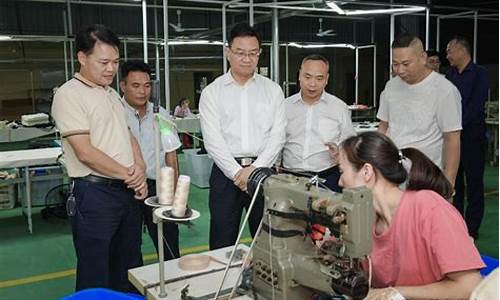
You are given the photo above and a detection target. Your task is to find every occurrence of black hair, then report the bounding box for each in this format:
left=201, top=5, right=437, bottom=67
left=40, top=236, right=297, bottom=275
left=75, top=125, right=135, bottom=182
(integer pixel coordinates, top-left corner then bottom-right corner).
left=425, top=49, right=440, bottom=58
left=301, top=54, right=330, bottom=69
left=228, top=23, right=261, bottom=48
left=179, top=97, right=189, bottom=105
left=449, top=35, right=472, bottom=55
left=120, top=60, right=152, bottom=80
left=392, top=33, right=420, bottom=49
left=340, top=132, right=453, bottom=199
left=75, top=24, right=120, bottom=55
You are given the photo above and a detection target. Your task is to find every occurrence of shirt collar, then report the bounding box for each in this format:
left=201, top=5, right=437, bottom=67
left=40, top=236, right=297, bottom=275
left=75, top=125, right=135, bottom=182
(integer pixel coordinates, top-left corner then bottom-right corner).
left=223, top=69, right=257, bottom=86
left=121, top=96, right=152, bottom=117
left=462, top=60, right=475, bottom=72
left=293, top=90, right=327, bottom=104
left=74, top=73, right=108, bottom=89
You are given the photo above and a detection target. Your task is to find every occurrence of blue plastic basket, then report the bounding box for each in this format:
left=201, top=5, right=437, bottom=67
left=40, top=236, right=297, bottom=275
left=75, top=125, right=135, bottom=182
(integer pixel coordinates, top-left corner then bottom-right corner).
left=61, top=288, right=144, bottom=300
left=480, top=255, right=499, bottom=276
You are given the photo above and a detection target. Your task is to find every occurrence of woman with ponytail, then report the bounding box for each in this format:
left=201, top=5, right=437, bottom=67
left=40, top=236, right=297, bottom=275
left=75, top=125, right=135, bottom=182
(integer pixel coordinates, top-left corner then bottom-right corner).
left=338, top=132, right=484, bottom=300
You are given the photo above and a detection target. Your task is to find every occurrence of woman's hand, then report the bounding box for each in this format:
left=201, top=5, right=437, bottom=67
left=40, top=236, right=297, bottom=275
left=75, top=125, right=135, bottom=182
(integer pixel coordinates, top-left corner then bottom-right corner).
left=364, top=287, right=405, bottom=300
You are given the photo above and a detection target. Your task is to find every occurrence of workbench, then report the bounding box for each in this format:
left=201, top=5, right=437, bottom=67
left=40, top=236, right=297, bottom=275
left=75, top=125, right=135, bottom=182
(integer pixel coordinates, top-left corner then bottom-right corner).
left=128, top=245, right=250, bottom=300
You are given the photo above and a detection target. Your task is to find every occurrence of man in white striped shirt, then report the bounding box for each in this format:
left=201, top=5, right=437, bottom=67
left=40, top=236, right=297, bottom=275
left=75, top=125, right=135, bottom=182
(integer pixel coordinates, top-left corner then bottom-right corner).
left=199, top=23, right=286, bottom=250
left=283, top=54, right=355, bottom=192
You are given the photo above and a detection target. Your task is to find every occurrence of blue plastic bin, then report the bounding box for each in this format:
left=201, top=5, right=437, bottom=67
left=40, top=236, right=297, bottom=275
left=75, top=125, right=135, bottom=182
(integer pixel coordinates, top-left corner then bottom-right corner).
left=480, top=255, right=499, bottom=276
left=61, top=288, right=144, bottom=300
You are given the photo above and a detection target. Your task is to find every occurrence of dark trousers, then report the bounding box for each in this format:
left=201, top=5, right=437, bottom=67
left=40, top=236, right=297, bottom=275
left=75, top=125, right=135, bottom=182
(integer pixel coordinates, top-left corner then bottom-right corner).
left=321, top=166, right=342, bottom=193
left=453, top=124, right=486, bottom=239
left=208, top=164, right=264, bottom=250
left=141, top=180, right=180, bottom=260
left=71, top=179, right=143, bottom=292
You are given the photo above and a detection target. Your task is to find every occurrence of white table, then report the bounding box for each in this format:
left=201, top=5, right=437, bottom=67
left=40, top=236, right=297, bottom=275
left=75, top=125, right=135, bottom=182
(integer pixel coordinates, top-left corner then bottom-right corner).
left=129, top=245, right=249, bottom=300
left=174, top=117, right=202, bottom=149
left=173, top=117, right=201, bottom=134
left=0, top=126, right=56, bottom=143
left=0, top=147, right=62, bottom=233
left=353, top=121, right=379, bottom=134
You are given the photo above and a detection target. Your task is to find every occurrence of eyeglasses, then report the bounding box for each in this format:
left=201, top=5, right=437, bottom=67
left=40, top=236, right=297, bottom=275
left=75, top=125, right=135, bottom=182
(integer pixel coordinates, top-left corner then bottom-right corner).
left=229, top=48, right=262, bottom=60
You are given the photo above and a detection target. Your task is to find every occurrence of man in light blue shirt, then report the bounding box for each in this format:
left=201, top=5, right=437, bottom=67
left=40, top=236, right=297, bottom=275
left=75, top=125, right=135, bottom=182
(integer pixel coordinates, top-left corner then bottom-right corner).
left=120, top=61, right=182, bottom=259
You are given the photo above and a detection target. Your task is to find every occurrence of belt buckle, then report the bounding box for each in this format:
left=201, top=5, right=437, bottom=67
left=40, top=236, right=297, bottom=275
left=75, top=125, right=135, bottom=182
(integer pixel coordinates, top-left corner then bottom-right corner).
left=240, top=157, right=253, bottom=167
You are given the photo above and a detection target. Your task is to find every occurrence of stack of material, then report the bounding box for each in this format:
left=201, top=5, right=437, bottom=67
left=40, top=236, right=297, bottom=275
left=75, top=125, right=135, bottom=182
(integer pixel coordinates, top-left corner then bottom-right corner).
left=21, top=113, right=50, bottom=126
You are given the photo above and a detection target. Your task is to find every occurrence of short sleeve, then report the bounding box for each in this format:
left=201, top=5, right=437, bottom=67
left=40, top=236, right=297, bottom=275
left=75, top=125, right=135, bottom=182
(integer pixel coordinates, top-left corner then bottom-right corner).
left=376, top=88, right=389, bottom=122
left=436, top=86, right=462, bottom=133
left=51, top=85, right=90, bottom=137
left=424, top=198, right=484, bottom=275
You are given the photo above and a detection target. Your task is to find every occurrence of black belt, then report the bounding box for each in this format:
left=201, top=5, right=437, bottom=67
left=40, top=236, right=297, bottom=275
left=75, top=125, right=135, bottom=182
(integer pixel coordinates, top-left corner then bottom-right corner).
left=235, top=157, right=257, bottom=167
left=283, top=165, right=338, bottom=179
left=76, top=174, right=127, bottom=188
left=316, top=165, right=339, bottom=178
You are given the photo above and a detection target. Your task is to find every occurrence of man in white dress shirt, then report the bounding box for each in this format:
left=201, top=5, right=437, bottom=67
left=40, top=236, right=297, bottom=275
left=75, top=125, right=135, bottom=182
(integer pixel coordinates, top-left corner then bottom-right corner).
left=283, top=54, right=355, bottom=192
left=199, top=23, right=286, bottom=250
left=120, top=60, right=182, bottom=260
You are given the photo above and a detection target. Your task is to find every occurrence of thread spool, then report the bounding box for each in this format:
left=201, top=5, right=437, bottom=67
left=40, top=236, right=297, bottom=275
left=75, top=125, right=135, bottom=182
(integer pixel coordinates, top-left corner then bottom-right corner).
left=172, top=175, right=190, bottom=217
left=159, top=167, right=174, bottom=205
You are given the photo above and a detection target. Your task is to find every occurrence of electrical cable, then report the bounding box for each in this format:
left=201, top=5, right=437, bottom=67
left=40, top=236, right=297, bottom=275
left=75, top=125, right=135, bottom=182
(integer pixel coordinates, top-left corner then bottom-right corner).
left=213, top=175, right=266, bottom=300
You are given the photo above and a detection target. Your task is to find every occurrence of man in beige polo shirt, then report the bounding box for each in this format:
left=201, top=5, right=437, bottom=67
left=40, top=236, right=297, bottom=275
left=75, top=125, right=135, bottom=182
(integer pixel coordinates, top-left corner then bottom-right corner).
left=51, top=24, right=147, bottom=292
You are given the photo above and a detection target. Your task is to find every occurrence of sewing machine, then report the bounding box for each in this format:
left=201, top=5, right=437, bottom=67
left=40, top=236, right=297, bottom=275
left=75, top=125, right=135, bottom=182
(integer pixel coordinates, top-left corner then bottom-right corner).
left=241, top=168, right=375, bottom=300
left=128, top=169, right=374, bottom=300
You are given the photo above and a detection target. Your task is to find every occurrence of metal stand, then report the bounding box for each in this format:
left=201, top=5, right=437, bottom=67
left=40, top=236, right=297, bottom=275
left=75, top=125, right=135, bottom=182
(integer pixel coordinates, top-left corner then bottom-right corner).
left=157, top=219, right=168, bottom=298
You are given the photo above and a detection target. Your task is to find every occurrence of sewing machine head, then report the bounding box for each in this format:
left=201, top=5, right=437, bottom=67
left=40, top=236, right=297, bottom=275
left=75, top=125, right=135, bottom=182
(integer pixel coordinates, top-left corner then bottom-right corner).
left=243, top=168, right=375, bottom=300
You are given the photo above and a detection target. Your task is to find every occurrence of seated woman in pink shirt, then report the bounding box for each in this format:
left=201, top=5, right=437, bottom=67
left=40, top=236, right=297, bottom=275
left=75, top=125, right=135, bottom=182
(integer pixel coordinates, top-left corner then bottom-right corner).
left=337, top=132, right=484, bottom=300
left=174, top=97, right=193, bottom=118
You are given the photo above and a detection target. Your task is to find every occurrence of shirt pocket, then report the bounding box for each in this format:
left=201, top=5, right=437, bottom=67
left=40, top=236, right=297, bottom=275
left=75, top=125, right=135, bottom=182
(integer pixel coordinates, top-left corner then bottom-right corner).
left=255, top=101, right=273, bottom=134
left=318, top=118, right=341, bottom=144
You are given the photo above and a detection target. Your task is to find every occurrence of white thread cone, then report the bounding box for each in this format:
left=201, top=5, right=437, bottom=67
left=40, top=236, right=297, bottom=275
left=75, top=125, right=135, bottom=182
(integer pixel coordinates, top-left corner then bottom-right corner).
left=172, top=175, right=190, bottom=217
left=159, top=167, right=174, bottom=205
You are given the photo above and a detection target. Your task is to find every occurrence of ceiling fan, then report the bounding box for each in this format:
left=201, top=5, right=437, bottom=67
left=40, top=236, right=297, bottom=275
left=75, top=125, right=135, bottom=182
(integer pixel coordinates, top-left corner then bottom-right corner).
left=169, top=10, right=208, bottom=33
left=316, top=18, right=336, bottom=37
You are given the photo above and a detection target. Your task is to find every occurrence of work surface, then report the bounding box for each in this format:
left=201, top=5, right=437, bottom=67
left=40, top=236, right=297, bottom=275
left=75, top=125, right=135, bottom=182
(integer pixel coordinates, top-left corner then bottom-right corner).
left=129, top=245, right=250, bottom=300
left=0, top=126, right=56, bottom=143
left=0, top=147, right=62, bottom=168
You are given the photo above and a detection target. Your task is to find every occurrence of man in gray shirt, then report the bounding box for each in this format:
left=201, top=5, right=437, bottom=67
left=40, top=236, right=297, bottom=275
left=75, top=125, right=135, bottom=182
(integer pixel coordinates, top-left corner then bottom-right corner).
left=121, top=60, right=182, bottom=259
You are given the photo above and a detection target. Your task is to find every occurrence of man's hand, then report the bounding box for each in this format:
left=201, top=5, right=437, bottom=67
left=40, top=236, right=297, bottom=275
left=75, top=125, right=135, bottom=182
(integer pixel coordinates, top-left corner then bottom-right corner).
left=133, top=182, right=148, bottom=200
left=124, top=163, right=146, bottom=189
left=233, top=165, right=256, bottom=192
left=326, top=143, right=339, bottom=166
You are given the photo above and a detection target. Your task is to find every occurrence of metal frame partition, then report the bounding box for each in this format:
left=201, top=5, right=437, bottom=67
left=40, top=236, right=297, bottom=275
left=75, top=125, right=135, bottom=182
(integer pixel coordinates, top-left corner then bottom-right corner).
left=435, top=10, right=499, bottom=63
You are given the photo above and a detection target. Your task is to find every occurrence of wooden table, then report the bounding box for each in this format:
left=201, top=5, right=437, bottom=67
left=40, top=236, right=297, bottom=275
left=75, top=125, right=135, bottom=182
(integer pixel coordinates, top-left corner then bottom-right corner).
left=128, top=245, right=249, bottom=300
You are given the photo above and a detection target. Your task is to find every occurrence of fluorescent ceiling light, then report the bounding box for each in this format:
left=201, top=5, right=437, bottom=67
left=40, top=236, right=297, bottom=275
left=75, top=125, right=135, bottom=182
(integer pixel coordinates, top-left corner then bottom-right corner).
left=288, top=42, right=356, bottom=49
left=345, top=7, right=425, bottom=16
left=325, top=1, right=345, bottom=15
left=0, top=35, right=12, bottom=41
left=166, top=40, right=224, bottom=46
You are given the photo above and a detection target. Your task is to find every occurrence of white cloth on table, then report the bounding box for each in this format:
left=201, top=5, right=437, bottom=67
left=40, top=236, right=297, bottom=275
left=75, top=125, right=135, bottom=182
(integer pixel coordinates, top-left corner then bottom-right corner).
left=0, top=147, right=62, bottom=168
